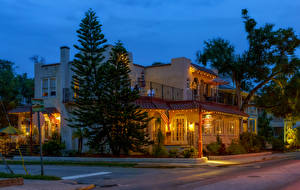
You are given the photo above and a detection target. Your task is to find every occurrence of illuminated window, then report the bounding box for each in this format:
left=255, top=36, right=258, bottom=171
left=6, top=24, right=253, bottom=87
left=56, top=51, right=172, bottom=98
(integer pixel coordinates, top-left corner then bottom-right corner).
left=42, top=79, right=48, bottom=97
left=228, top=121, right=235, bottom=135
left=214, top=120, right=223, bottom=135
left=74, top=81, right=79, bottom=98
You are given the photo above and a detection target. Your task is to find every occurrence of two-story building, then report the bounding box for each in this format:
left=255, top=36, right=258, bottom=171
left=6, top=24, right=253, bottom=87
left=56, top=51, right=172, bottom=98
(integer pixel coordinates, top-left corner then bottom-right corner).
left=9, top=46, right=249, bottom=156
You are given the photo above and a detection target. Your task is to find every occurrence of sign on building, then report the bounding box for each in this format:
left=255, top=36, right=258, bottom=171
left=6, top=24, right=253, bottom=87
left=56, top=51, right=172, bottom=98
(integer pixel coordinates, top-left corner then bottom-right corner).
left=32, top=99, right=44, bottom=112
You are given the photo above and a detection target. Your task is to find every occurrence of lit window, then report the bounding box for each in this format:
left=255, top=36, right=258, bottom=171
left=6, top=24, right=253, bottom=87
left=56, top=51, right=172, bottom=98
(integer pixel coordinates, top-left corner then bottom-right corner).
left=42, top=79, right=48, bottom=97
left=214, top=120, right=223, bottom=135
left=50, top=78, right=56, bottom=96
left=228, top=121, right=235, bottom=135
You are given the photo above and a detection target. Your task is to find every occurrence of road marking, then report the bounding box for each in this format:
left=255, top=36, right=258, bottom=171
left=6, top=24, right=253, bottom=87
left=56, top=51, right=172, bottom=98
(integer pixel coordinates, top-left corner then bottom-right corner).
left=62, top=172, right=111, bottom=180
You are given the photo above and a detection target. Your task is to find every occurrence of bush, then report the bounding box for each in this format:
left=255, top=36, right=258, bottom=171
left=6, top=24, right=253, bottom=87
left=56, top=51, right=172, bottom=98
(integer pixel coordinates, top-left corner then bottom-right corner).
left=168, top=148, right=180, bottom=158
left=182, top=147, right=198, bottom=158
left=206, top=142, right=221, bottom=156
left=43, top=140, right=65, bottom=156
left=226, top=140, right=246, bottom=155
left=239, top=132, right=265, bottom=153
left=152, top=144, right=168, bottom=157
left=206, top=135, right=226, bottom=156
left=271, top=138, right=284, bottom=151
left=152, top=129, right=168, bottom=157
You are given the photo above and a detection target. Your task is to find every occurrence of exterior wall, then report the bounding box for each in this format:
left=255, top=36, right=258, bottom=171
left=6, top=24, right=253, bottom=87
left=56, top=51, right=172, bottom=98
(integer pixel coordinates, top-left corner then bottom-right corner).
left=202, top=114, right=240, bottom=147
left=147, top=109, right=241, bottom=154
left=144, top=57, right=190, bottom=91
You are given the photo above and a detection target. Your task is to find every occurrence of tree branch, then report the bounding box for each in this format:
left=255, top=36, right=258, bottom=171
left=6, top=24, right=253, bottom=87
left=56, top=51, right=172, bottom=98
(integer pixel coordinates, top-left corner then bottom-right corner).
left=241, top=71, right=280, bottom=111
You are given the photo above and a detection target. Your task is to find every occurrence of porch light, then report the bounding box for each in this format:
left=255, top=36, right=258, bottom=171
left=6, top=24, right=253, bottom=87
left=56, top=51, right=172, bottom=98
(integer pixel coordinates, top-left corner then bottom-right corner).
left=189, top=123, right=194, bottom=131
left=55, top=116, right=61, bottom=121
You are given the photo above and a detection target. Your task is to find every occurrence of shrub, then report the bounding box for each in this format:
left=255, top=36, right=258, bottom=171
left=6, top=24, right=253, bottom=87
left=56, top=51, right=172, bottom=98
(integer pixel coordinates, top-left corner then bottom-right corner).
left=152, top=129, right=168, bottom=157
left=271, top=137, right=284, bottom=151
left=206, top=135, right=226, bottom=156
left=206, top=142, right=221, bottom=156
left=168, top=148, right=180, bottom=158
left=226, top=140, right=246, bottom=155
left=239, top=132, right=265, bottom=153
left=182, top=147, right=198, bottom=158
left=43, top=140, right=65, bottom=156
left=152, top=144, right=168, bottom=157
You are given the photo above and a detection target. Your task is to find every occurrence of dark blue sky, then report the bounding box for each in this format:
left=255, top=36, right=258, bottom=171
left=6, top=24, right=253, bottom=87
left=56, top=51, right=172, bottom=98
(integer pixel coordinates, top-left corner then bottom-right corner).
left=1, top=0, right=300, bottom=77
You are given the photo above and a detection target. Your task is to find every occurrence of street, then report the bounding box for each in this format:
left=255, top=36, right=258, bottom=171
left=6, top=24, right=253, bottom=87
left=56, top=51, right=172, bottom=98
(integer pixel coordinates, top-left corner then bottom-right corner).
left=0, top=152, right=300, bottom=190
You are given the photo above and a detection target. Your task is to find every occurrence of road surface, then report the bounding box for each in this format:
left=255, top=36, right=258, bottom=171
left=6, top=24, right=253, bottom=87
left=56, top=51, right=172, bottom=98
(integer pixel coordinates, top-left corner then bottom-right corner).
left=1, top=152, right=300, bottom=190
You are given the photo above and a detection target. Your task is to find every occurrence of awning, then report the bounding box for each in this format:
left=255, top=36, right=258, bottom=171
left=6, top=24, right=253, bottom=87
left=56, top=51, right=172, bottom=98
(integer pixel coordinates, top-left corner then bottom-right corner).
left=9, top=106, right=59, bottom=114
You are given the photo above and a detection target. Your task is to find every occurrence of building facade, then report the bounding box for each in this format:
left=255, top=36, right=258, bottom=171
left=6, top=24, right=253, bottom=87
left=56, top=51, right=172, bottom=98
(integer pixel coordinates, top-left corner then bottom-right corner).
left=10, top=46, right=249, bottom=156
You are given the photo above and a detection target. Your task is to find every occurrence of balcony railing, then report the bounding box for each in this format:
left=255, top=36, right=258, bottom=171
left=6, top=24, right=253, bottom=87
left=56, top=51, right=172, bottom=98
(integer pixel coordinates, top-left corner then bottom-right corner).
left=63, top=81, right=239, bottom=106
left=138, top=81, right=184, bottom=101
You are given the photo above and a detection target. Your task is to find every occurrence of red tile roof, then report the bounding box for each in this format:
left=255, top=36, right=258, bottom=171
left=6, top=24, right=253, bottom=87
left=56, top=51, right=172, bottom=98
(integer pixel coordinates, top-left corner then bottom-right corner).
left=9, top=106, right=59, bottom=114
left=136, top=97, right=248, bottom=117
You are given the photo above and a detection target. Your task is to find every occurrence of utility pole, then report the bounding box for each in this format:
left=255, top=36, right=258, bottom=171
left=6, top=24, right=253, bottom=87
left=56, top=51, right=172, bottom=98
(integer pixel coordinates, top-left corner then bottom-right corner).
left=37, top=111, right=44, bottom=176
left=32, top=99, right=44, bottom=176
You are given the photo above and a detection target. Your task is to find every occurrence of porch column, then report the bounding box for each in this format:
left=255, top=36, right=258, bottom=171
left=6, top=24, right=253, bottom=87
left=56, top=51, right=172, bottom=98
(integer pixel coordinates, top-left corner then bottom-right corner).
left=198, top=109, right=203, bottom=158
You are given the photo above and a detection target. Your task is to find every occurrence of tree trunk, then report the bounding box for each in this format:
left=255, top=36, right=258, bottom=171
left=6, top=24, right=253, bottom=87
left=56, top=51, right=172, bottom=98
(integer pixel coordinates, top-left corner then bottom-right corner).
left=235, top=81, right=242, bottom=110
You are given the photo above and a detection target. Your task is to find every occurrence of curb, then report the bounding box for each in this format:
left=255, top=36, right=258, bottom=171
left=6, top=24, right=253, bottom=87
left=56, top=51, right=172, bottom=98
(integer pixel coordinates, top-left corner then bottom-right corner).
left=77, top=184, right=96, bottom=190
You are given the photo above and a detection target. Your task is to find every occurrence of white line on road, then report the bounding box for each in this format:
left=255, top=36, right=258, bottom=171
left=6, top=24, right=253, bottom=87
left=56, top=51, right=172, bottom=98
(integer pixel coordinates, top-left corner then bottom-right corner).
left=62, top=172, right=112, bottom=180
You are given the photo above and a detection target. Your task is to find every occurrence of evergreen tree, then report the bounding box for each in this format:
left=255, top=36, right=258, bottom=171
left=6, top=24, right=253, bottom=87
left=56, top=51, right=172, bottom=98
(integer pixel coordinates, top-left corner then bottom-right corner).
left=103, top=42, right=152, bottom=155
left=69, top=9, right=108, bottom=151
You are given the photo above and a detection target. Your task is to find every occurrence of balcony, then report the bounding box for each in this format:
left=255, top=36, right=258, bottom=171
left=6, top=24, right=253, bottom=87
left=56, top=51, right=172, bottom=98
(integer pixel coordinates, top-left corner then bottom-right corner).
left=138, top=81, right=184, bottom=101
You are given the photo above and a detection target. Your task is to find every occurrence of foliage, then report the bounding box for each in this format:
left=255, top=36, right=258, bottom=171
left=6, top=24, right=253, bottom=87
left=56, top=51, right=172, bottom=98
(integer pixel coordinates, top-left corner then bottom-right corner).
left=182, top=147, right=198, bottom=158
left=0, top=60, right=34, bottom=129
left=197, top=9, right=300, bottom=111
left=257, top=111, right=273, bottom=142
left=42, top=140, right=65, bottom=156
left=239, top=132, right=265, bottom=153
left=100, top=42, right=152, bottom=155
left=206, top=136, right=226, bottom=156
left=168, top=148, right=180, bottom=158
left=72, top=128, right=87, bottom=154
left=70, top=10, right=151, bottom=155
left=68, top=9, right=108, bottom=151
left=42, top=135, right=65, bottom=156
left=226, top=140, right=246, bottom=155
left=152, top=129, right=167, bottom=157
left=271, top=137, right=285, bottom=151
left=256, top=72, right=300, bottom=120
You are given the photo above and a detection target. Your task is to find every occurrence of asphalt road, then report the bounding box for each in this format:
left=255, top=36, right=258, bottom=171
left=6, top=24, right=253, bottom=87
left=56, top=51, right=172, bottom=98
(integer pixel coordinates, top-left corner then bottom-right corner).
left=1, top=152, right=300, bottom=190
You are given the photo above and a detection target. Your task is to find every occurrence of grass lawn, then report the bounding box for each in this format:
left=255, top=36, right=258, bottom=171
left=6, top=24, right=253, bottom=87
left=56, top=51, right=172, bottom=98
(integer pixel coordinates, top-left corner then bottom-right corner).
left=0, top=172, right=61, bottom=180
left=1, top=160, right=136, bottom=167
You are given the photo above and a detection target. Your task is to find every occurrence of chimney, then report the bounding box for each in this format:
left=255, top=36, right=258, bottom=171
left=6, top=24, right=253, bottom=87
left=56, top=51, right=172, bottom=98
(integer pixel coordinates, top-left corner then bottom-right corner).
left=60, top=46, right=70, bottom=99
left=60, top=46, right=70, bottom=64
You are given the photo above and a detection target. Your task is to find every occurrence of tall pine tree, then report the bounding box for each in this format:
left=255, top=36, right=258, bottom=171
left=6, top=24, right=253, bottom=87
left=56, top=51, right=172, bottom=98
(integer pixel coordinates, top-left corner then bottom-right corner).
left=103, top=42, right=152, bottom=155
left=69, top=9, right=108, bottom=151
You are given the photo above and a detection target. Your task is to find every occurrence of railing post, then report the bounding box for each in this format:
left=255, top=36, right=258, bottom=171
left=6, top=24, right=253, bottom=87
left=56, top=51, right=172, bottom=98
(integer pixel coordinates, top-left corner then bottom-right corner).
left=150, top=82, right=153, bottom=97
left=162, top=84, right=164, bottom=100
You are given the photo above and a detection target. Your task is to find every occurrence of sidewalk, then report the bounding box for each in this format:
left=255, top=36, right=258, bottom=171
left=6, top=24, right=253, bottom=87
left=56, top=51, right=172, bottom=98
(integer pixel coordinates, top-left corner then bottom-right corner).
left=136, top=152, right=293, bottom=168
left=2, top=179, right=95, bottom=190
left=12, top=152, right=294, bottom=168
